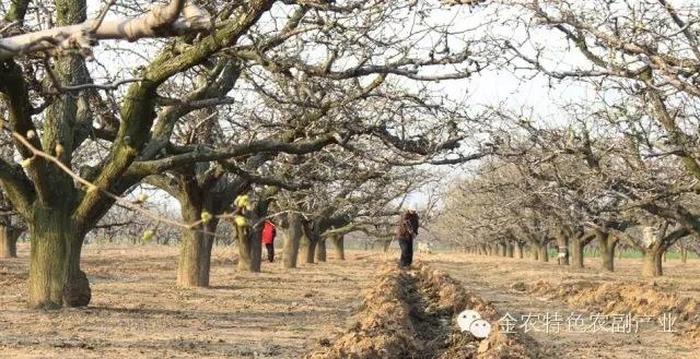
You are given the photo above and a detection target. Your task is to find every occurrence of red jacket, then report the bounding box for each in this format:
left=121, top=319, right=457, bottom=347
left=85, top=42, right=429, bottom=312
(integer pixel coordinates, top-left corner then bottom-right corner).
left=261, top=221, right=276, bottom=245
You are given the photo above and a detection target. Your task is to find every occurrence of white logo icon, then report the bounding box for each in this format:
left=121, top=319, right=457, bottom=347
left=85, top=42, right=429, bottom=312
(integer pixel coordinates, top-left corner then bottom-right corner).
left=456, top=309, right=492, bottom=338
left=457, top=309, right=481, bottom=332
left=469, top=319, right=492, bottom=338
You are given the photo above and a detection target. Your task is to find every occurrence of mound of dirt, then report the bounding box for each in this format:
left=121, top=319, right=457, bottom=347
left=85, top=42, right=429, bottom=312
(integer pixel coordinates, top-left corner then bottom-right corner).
left=516, top=279, right=699, bottom=345
left=419, top=266, right=534, bottom=359
left=570, top=282, right=698, bottom=321
left=520, top=280, right=698, bottom=321
left=306, top=263, right=537, bottom=359
left=418, top=266, right=497, bottom=319
left=304, top=267, right=420, bottom=359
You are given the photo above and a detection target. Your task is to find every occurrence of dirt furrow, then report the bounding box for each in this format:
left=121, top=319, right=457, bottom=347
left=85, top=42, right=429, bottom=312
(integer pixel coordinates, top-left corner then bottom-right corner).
left=306, top=263, right=537, bottom=359
left=430, top=256, right=700, bottom=359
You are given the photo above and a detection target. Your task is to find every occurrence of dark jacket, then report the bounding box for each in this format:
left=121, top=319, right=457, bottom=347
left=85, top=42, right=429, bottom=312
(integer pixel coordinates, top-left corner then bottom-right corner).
left=396, top=211, right=419, bottom=240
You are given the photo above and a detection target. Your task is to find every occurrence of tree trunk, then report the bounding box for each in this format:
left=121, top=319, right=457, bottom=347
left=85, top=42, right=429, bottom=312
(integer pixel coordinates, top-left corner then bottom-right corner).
left=537, top=243, right=549, bottom=263
left=236, top=223, right=252, bottom=271
left=499, top=243, right=507, bottom=257
left=506, top=242, right=514, bottom=257
left=283, top=213, right=302, bottom=269
left=176, top=199, right=218, bottom=286
left=555, top=232, right=569, bottom=265
left=681, top=246, right=688, bottom=264
left=300, top=220, right=318, bottom=264
left=331, top=235, right=345, bottom=260
left=0, top=225, right=20, bottom=258
left=531, top=244, right=539, bottom=261
left=570, top=237, right=585, bottom=269
left=316, top=238, right=326, bottom=262
left=247, top=193, right=273, bottom=273
left=177, top=223, right=215, bottom=287
left=248, top=224, right=262, bottom=273
left=515, top=242, right=524, bottom=259
left=304, top=239, right=317, bottom=263
left=642, top=247, right=664, bottom=277
left=28, top=207, right=90, bottom=309
left=300, top=237, right=316, bottom=264
left=601, top=247, right=615, bottom=271
left=597, top=232, right=617, bottom=272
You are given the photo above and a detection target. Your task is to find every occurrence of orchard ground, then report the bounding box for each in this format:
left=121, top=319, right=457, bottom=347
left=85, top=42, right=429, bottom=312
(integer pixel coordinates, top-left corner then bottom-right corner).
left=0, top=243, right=697, bottom=358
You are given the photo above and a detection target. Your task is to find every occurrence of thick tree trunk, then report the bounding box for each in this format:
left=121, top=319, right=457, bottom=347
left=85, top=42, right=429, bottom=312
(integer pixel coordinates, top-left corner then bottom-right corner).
left=316, top=238, right=326, bottom=262
left=499, top=243, right=507, bottom=257
left=305, top=240, right=317, bottom=263
left=506, top=242, right=514, bottom=257
left=642, top=247, right=664, bottom=277
left=247, top=193, right=273, bottom=273
left=600, top=245, right=615, bottom=272
left=177, top=224, right=215, bottom=287
left=248, top=224, right=262, bottom=273
left=597, top=233, right=617, bottom=272
left=300, top=236, right=317, bottom=264
left=63, top=239, right=90, bottom=308
left=570, top=237, right=585, bottom=269
left=283, top=213, right=302, bottom=269
left=177, top=202, right=217, bottom=286
left=0, top=225, right=20, bottom=258
left=331, top=235, right=345, bottom=260
left=236, top=224, right=252, bottom=271
left=28, top=207, right=90, bottom=309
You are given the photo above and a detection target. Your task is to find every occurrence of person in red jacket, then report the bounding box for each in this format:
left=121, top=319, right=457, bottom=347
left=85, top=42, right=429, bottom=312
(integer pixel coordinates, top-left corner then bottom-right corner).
left=261, top=220, right=277, bottom=262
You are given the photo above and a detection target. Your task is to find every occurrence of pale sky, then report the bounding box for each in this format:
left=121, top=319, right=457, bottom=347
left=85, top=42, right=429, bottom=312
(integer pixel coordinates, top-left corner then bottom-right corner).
left=6, top=0, right=639, bottom=221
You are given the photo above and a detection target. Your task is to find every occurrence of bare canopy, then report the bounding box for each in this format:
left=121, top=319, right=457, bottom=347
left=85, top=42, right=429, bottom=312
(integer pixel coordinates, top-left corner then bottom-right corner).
left=0, top=0, right=211, bottom=60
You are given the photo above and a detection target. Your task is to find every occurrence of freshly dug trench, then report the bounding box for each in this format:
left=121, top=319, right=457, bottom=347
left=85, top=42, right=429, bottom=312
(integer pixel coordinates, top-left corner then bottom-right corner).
left=417, top=265, right=535, bottom=359
left=306, top=263, right=537, bottom=359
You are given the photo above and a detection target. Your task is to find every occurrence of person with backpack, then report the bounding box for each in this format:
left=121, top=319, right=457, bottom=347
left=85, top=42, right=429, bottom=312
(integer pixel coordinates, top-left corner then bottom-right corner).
left=261, top=219, right=277, bottom=262
left=396, top=208, right=419, bottom=268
